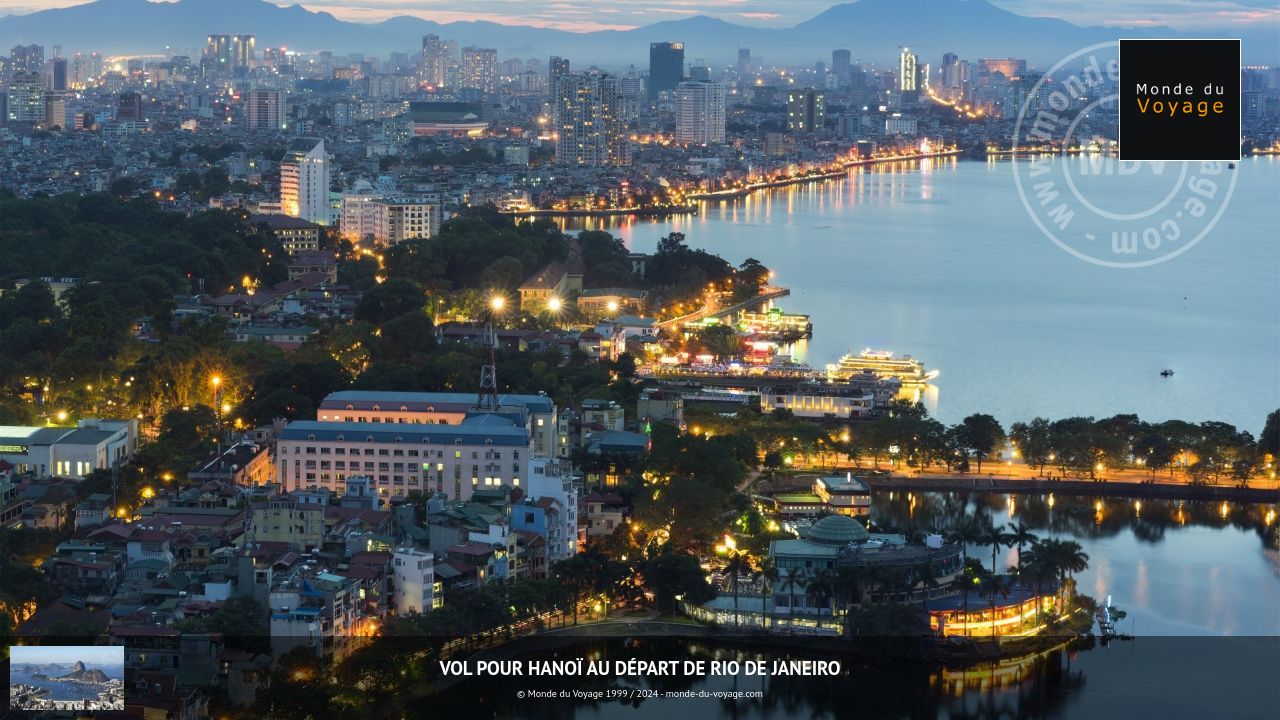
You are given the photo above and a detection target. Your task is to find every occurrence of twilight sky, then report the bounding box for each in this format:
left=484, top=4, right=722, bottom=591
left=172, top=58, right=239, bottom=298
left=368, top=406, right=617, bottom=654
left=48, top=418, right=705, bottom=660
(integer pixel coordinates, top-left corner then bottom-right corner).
left=0, top=0, right=1276, bottom=32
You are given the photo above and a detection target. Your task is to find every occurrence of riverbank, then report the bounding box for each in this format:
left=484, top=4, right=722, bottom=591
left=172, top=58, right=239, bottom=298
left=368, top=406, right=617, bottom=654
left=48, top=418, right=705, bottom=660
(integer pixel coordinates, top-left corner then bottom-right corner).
left=688, top=149, right=963, bottom=201
left=501, top=204, right=697, bottom=219
left=866, top=473, right=1279, bottom=503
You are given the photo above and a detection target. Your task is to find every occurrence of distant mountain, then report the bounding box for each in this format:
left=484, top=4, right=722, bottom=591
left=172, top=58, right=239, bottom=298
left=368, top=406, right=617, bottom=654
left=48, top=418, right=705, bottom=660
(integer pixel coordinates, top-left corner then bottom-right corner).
left=56, top=661, right=111, bottom=683
left=0, top=0, right=1273, bottom=65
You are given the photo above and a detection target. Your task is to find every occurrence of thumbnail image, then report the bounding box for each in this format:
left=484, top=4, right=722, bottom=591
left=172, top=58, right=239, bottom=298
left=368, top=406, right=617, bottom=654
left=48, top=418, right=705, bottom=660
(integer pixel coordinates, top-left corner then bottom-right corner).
left=8, top=645, right=125, bottom=711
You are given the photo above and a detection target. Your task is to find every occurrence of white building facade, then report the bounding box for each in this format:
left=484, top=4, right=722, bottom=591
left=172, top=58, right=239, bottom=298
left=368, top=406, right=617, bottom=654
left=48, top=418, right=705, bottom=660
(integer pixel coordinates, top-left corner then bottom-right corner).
left=280, top=138, right=330, bottom=225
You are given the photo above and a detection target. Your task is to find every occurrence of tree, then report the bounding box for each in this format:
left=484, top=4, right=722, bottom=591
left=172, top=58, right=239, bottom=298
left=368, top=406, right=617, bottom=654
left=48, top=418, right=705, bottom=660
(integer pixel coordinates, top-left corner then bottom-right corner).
left=1260, top=409, right=1280, bottom=458
left=354, top=278, right=425, bottom=324
left=755, top=559, right=778, bottom=629
left=1039, top=538, right=1089, bottom=611
left=733, top=257, right=769, bottom=301
left=479, top=256, right=526, bottom=290
left=695, top=324, right=740, bottom=359
left=978, top=521, right=1013, bottom=575
left=778, top=567, right=806, bottom=627
left=640, top=551, right=714, bottom=615
left=957, top=414, right=1005, bottom=473
left=1009, top=417, right=1053, bottom=474
left=805, top=569, right=836, bottom=615
left=724, top=551, right=750, bottom=628
left=1135, top=432, right=1175, bottom=481
left=946, top=517, right=983, bottom=559
left=913, top=560, right=942, bottom=614
left=1007, top=521, right=1038, bottom=574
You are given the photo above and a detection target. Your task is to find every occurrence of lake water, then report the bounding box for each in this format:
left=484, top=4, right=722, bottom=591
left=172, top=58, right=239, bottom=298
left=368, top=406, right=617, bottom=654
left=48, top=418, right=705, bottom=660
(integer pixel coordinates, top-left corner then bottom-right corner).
left=867, top=491, right=1280, bottom=637
left=563, top=157, right=1280, bottom=433
left=431, top=492, right=1280, bottom=719
left=9, top=666, right=122, bottom=702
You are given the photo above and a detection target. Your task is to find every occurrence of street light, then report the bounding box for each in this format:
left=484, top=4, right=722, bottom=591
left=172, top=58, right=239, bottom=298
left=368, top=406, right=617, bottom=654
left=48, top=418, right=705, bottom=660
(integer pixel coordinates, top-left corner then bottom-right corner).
left=547, top=296, right=562, bottom=312
left=490, top=295, right=506, bottom=312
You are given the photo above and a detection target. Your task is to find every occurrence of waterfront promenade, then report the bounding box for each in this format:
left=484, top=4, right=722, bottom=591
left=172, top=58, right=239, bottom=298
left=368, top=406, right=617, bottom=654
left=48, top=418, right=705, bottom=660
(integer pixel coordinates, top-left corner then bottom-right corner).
left=778, top=459, right=1279, bottom=502
left=864, top=471, right=1278, bottom=504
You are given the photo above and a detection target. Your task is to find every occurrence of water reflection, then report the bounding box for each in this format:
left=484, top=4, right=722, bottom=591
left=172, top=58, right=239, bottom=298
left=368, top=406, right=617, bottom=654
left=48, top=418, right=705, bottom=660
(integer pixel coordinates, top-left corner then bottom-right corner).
left=868, top=492, right=1280, bottom=636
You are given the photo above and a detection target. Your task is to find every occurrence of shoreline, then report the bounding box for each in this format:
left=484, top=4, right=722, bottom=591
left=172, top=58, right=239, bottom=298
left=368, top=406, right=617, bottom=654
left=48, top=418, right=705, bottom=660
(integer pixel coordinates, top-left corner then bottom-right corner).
left=688, top=149, right=963, bottom=201
left=866, top=473, right=1279, bottom=503
left=501, top=205, right=698, bottom=219
left=505, top=149, right=965, bottom=219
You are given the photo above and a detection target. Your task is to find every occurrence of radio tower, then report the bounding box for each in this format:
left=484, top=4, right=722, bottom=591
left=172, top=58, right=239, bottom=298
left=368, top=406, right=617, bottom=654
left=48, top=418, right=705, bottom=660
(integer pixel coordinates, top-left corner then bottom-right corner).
left=474, top=296, right=504, bottom=411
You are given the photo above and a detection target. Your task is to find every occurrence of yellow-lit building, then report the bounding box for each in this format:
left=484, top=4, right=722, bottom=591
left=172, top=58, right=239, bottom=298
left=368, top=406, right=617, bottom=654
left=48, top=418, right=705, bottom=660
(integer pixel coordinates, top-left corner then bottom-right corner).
left=927, top=584, right=1059, bottom=638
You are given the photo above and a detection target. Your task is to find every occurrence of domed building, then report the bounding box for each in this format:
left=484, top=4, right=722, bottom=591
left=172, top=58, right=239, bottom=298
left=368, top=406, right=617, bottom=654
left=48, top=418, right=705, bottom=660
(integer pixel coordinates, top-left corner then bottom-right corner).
left=804, top=514, right=870, bottom=545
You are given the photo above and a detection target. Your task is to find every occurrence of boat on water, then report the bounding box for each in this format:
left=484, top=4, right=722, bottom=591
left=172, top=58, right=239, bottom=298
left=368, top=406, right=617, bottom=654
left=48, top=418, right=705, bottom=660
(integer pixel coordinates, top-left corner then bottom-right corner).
left=826, top=349, right=937, bottom=385
left=1160, top=369, right=1174, bottom=377
left=1096, top=594, right=1120, bottom=638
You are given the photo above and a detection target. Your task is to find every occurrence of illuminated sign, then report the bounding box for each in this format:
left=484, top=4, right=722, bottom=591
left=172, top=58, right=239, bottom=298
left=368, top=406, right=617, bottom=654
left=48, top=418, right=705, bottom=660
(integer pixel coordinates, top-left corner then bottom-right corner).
left=0, top=444, right=29, bottom=454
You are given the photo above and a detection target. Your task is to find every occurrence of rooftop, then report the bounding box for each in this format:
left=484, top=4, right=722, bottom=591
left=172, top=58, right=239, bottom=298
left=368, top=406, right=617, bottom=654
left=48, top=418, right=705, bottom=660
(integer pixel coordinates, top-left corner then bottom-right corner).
left=279, top=420, right=529, bottom=447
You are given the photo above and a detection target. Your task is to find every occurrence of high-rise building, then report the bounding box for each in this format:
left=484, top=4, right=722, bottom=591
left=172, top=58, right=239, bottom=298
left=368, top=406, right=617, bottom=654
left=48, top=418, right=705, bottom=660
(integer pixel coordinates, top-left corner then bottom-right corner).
left=554, top=71, right=631, bottom=167
left=832, top=50, right=851, bottom=84
left=9, top=44, right=44, bottom=74
left=205, top=35, right=231, bottom=66
left=116, top=91, right=143, bottom=122
left=45, top=57, right=67, bottom=92
left=648, top=41, right=684, bottom=100
left=42, top=92, right=66, bottom=129
left=245, top=89, right=284, bottom=130
left=421, top=34, right=446, bottom=88
left=548, top=56, right=569, bottom=96
left=460, top=47, right=497, bottom=93
left=786, top=88, right=825, bottom=133
left=231, top=34, right=255, bottom=68
left=737, top=48, right=751, bottom=76
left=280, top=138, right=331, bottom=226
left=6, top=72, right=45, bottom=124
left=899, top=47, right=918, bottom=92
left=675, top=81, right=725, bottom=146
left=205, top=34, right=254, bottom=69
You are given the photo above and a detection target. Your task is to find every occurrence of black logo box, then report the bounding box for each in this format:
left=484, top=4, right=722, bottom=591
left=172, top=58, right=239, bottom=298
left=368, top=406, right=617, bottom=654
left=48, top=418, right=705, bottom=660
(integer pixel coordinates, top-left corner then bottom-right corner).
left=1119, top=39, right=1241, bottom=161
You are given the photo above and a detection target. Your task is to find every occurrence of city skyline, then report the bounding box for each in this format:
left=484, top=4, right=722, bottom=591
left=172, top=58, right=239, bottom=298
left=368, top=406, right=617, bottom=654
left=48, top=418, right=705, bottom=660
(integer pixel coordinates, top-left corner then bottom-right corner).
left=1, top=0, right=1276, bottom=32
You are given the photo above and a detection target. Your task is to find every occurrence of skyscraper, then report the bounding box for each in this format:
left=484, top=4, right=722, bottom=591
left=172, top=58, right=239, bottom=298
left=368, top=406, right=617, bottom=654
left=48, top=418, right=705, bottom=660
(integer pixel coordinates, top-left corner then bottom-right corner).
left=548, top=56, right=569, bottom=97
left=205, top=34, right=254, bottom=69
left=554, top=71, right=630, bottom=166
left=9, top=44, right=44, bottom=74
left=6, top=72, right=44, bottom=124
left=45, top=57, right=67, bottom=92
left=675, top=81, right=725, bottom=146
left=245, top=89, right=284, bottom=130
left=421, top=35, right=446, bottom=88
left=648, top=42, right=684, bottom=100
left=461, top=47, right=498, bottom=93
left=280, top=138, right=331, bottom=225
left=737, top=48, right=751, bottom=76
left=231, top=35, right=255, bottom=68
left=899, top=47, right=918, bottom=92
left=786, top=89, right=825, bottom=133
left=42, top=92, right=66, bottom=129
left=205, top=35, right=231, bottom=67
left=832, top=50, right=851, bottom=84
